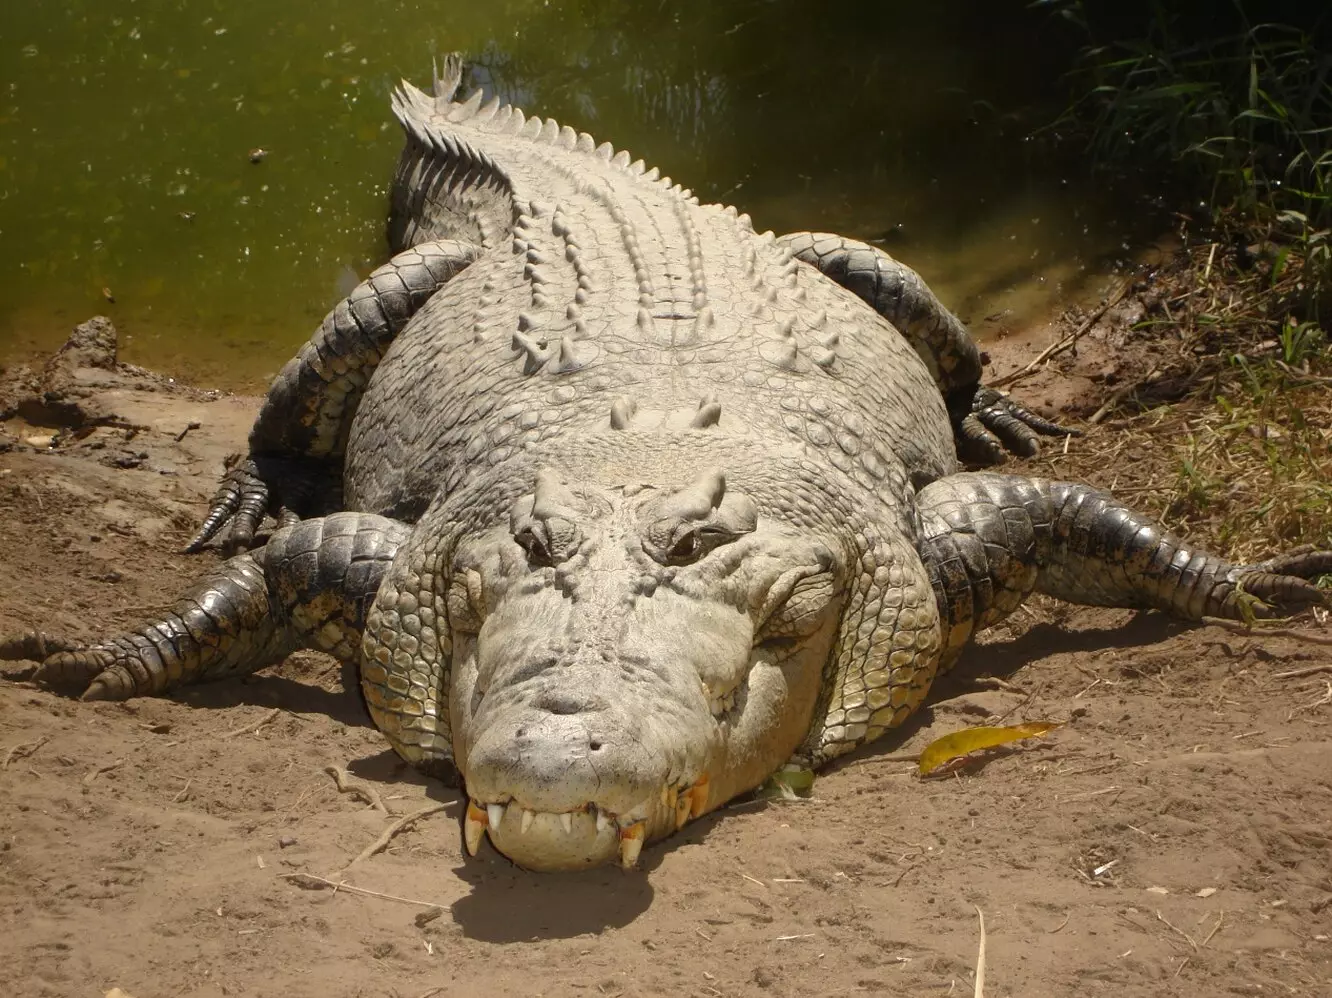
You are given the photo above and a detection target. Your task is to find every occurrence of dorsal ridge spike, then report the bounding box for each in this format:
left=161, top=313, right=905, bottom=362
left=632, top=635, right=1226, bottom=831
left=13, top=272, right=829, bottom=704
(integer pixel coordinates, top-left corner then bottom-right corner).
left=611, top=149, right=631, bottom=168
left=447, top=88, right=485, bottom=122
left=609, top=397, right=637, bottom=430
left=689, top=401, right=723, bottom=430
left=595, top=141, right=615, bottom=161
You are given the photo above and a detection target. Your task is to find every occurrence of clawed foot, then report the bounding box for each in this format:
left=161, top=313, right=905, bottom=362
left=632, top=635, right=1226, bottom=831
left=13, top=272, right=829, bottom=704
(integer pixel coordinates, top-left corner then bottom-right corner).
left=0, top=631, right=140, bottom=700
left=1230, top=545, right=1332, bottom=618
left=184, top=458, right=272, bottom=553
left=950, top=385, right=1080, bottom=465
left=184, top=455, right=330, bottom=554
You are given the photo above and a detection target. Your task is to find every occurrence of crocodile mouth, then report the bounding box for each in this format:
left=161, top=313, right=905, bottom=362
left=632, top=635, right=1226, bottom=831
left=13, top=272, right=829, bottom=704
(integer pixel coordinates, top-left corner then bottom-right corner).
left=464, top=774, right=711, bottom=870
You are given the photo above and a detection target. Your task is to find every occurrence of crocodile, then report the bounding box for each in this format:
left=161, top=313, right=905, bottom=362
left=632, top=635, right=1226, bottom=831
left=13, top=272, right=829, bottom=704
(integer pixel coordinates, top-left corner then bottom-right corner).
left=14, top=59, right=1330, bottom=871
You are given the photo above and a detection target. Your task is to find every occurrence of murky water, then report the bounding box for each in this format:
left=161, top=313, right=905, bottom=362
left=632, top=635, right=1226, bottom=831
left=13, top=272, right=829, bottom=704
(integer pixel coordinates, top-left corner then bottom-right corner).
left=0, top=1, right=1147, bottom=390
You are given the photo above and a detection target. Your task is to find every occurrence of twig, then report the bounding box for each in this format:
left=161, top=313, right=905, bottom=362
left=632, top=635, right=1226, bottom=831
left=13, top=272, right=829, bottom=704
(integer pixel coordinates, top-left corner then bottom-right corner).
left=83, top=758, right=124, bottom=785
left=1201, top=618, right=1332, bottom=649
left=222, top=707, right=282, bottom=739
left=1273, top=663, right=1332, bottom=679
left=973, top=906, right=987, bottom=998
left=280, top=872, right=447, bottom=909
left=1155, top=910, right=1198, bottom=951
left=341, top=803, right=450, bottom=871
left=323, top=765, right=388, bottom=813
left=1047, top=912, right=1071, bottom=934
left=174, top=421, right=201, bottom=442
left=2, top=734, right=50, bottom=770
left=1200, top=912, right=1225, bottom=948
left=1089, top=364, right=1163, bottom=425
left=992, top=279, right=1132, bottom=388
left=171, top=779, right=192, bottom=803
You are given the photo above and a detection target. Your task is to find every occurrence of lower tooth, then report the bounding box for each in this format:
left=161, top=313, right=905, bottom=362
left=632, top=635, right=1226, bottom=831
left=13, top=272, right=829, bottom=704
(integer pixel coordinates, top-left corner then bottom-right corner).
left=520, top=809, right=535, bottom=834
left=487, top=803, right=505, bottom=829
left=619, top=822, right=645, bottom=868
left=596, top=809, right=610, bottom=833
left=559, top=812, right=574, bottom=834
left=463, top=801, right=487, bottom=857
left=675, top=793, right=691, bottom=830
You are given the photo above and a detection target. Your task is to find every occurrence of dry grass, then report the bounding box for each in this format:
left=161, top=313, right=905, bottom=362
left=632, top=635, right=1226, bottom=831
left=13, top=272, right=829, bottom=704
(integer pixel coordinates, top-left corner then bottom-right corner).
left=1037, top=229, right=1332, bottom=563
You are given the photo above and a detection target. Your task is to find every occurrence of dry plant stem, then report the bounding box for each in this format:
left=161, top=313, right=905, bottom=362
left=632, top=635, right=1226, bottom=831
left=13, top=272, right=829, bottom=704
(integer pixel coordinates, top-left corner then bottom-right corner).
left=2, top=734, right=50, bottom=770
left=1200, top=617, right=1332, bottom=648
left=83, top=758, right=124, bottom=785
left=973, top=906, right=988, bottom=998
left=341, top=803, right=450, bottom=872
left=1089, top=365, right=1163, bottom=425
left=992, top=279, right=1132, bottom=388
left=280, top=872, right=447, bottom=908
left=223, top=707, right=281, bottom=739
left=323, top=765, right=388, bottom=813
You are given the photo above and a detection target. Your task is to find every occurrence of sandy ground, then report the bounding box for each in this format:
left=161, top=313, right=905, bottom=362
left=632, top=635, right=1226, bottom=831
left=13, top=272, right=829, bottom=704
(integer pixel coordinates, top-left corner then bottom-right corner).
left=1, top=309, right=1330, bottom=998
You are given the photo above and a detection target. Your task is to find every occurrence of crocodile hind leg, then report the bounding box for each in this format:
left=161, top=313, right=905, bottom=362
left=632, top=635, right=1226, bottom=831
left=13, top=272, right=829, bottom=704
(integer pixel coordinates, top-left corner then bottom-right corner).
left=187, top=239, right=481, bottom=552
left=15, top=513, right=407, bottom=700
left=776, top=232, right=1076, bottom=463
left=916, top=472, right=1332, bottom=669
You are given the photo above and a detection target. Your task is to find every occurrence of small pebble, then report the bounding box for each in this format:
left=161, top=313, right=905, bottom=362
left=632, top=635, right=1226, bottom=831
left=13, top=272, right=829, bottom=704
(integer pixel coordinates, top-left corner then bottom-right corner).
left=278, top=835, right=297, bottom=849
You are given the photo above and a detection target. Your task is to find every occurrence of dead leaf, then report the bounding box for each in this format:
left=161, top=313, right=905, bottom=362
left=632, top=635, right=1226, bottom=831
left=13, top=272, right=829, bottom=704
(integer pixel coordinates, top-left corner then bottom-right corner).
left=918, top=722, right=1061, bottom=776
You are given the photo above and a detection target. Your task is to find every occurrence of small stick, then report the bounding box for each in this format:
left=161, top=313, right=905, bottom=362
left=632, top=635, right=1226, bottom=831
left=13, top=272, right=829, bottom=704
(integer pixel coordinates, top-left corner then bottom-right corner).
left=1155, top=910, right=1197, bottom=951
left=1273, top=663, right=1332, bottom=679
left=280, top=872, right=447, bottom=909
left=223, top=707, right=282, bottom=739
left=174, top=421, right=202, bottom=442
left=1089, top=364, right=1163, bottom=425
left=1047, top=912, right=1070, bottom=934
left=83, top=758, right=124, bottom=785
left=341, top=803, right=450, bottom=871
left=323, top=765, right=388, bottom=813
left=1200, top=912, right=1225, bottom=948
left=992, top=279, right=1132, bottom=388
left=1201, top=618, right=1332, bottom=649
left=171, top=779, right=192, bottom=803
left=973, top=906, right=987, bottom=998
left=2, top=734, right=50, bottom=770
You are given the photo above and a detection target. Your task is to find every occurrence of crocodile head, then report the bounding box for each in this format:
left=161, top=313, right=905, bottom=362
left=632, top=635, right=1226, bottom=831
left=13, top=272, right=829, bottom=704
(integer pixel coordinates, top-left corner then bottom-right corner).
left=363, top=461, right=847, bottom=870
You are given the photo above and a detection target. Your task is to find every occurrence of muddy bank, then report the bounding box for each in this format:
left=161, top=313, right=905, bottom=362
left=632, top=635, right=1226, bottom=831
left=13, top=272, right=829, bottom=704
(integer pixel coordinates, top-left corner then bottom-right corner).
left=1, top=312, right=1329, bottom=998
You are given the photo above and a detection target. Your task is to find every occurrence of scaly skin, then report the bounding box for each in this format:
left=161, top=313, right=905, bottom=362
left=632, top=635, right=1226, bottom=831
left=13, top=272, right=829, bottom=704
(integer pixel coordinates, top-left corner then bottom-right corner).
left=9, top=59, right=1328, bottom=872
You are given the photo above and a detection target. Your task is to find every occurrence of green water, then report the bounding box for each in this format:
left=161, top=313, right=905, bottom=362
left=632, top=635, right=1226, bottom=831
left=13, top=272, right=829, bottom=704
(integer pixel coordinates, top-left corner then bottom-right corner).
left=0, top=0, right=1144, bottom=390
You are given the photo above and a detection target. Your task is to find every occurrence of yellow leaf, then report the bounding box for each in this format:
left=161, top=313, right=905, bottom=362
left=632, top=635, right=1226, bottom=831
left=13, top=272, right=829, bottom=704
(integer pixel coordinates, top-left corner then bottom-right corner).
left=917, top=722, right=1061, bottom=776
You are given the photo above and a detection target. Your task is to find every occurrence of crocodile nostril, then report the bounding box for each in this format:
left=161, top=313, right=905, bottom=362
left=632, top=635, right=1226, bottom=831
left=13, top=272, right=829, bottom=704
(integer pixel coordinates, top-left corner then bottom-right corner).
left=589, top=740, right=603, bottom=752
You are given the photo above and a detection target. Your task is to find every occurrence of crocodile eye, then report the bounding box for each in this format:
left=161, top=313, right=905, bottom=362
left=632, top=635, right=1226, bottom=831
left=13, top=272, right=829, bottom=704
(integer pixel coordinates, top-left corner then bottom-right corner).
left=667, top=530, right=700, bottom=565
left=514, top=525, right=553, bottom=567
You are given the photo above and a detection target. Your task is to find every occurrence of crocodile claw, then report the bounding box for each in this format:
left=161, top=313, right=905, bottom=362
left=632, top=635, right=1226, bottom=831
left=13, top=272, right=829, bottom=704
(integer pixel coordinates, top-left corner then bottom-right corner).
left=951, top=385, right=1079, bottom=465
left=1232, top=546, right=1332, bottom=616
left=184, top=458, right=271, bottom=553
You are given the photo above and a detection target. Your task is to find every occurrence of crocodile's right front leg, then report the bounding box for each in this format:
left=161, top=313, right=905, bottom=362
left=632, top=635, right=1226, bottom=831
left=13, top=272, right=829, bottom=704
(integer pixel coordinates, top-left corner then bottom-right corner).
left=20, top=513, right=407, bottom=700
left=187, top=239, right=480, bottom=552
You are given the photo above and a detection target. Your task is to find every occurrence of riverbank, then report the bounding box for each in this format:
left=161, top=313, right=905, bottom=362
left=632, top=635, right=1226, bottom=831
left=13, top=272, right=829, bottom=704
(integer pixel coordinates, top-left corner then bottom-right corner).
left=0, top=286, right=1329, bottom=996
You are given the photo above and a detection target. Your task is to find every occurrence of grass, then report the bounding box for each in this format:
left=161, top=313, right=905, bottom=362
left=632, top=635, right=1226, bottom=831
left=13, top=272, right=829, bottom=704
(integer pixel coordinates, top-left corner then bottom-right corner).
left=1037, top=1, right=1332, bottom=323
left=1036, top=230, right=1332, bottom=564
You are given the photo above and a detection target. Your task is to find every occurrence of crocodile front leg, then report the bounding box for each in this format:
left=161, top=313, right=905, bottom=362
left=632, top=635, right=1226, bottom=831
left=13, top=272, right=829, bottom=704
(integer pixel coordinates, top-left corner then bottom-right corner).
left=15, top=513, right=407, bottom=700
left=777, top=232, right=1076, bottom=463
left=187, top=239, right=480, bottom=552
left=916, top=472, right=1331, bottom=668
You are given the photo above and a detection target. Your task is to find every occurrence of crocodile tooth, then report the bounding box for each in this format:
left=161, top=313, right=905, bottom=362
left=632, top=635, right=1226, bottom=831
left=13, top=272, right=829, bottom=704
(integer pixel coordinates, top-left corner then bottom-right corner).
left=596, top=809, right=610, bottom=833
left=675, top=793, right=692, bottom=830
left=619, top=822, right=646, bottom=869
left=520, top=809, right=535, bottom=834
left=464, top=801, right=487, bottom=857
left=559, top=812, right=574, bottom=834
left=487, top=803, right=505, bottom=829
left=666, top=786, right=678, bottom=809
left=690, top=774, right=710, bottom=818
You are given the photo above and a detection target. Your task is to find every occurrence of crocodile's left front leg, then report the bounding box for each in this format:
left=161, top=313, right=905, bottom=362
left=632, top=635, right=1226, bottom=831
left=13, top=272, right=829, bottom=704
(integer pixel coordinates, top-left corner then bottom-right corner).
left=777, top=232, right=1074, bottom=464
left=13, top=513, right=407, bottom=700
left=916, top=472, right=1331, bottom=669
